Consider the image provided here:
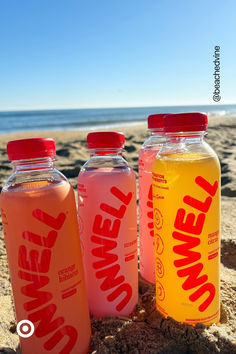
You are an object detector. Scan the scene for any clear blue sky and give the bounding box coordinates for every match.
[0,0,235,110]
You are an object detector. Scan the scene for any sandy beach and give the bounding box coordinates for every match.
[0,115,235,353]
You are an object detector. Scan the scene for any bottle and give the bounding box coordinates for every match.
[139,114,165,283]
[0,138,91,354]
[152,113,220,325]
[78,132,138,317]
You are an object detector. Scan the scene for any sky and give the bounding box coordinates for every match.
[0,0,236,110]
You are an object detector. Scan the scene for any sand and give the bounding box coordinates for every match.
[0,115,235,353]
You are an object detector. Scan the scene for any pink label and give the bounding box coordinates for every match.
[78,168,138,317]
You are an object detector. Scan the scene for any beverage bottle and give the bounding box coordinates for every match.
[139,114,165,283]
[152,113,220,325]
[78,132,138,317]
[0,138,91,354]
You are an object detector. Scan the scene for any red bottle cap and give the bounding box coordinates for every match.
[164,112,208,132]
[87,132,125,149]
[147,114,166,129]
[7,138,56,161]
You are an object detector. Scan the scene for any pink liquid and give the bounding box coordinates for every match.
[139,146,161,283]
[78,167,138,317]
[0,180,91,354]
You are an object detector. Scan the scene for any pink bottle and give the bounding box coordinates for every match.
[0,138,91,354]
[139,114,165,283]
[78,132,138,317]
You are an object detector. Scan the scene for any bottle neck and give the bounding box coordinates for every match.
[165,131,206,144]
[88,148,123,157]
[148,128,164,137]
[11,157,55,172]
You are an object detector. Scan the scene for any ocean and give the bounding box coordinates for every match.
[0,104,235,133]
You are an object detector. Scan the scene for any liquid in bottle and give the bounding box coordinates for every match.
[153,113,220,325]
[139,114,165,283]
[152,113,220,325]
[78,132,138,317]
[0,138,91,354]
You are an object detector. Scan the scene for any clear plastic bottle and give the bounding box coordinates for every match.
[139,114,165,283]
[78,132,138,317]
[152,113,220,325]
[0,138,91,354]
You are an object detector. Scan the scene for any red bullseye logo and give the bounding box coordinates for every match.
[17,320,34,338]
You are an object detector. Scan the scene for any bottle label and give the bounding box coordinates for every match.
[172,176,218,313]
[1,182,90,353]
[78,170,138,317]
[152,156,220,325]
[19,209,78,352]
[91,186,134,312]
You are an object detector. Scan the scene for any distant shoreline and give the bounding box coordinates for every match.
[0,120,146,135]
[0,104,235,134]
[0,113,235,139]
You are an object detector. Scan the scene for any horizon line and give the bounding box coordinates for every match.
[0,102,235,113]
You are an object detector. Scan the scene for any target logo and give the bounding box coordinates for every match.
[17,320,34,338]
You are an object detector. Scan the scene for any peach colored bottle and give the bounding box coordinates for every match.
[152,113,220,325]
[78,132,138,317]
[139,114,165,283]
[0,138,91,354]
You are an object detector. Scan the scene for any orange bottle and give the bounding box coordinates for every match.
[0,138,91,354]
[152,113,220,325]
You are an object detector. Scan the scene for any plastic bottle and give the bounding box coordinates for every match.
[139,114,165,283]
[0,138,91,354]
[78,132,138,317]
[152,113,220,325]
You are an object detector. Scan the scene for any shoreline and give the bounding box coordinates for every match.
[0,113,235,137]
[0,122,147,138]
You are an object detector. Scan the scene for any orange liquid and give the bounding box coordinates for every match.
[0,180,91,354]
[152,153,220,325]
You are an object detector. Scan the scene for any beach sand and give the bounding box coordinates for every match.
[0,115,235,353]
